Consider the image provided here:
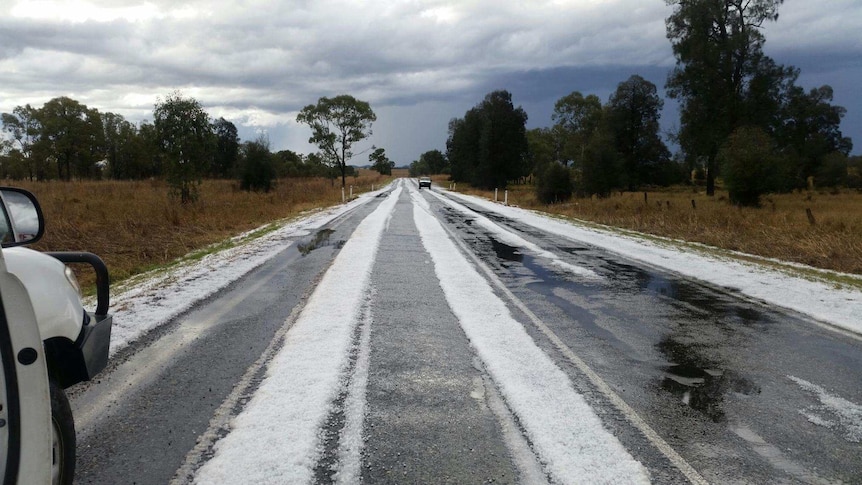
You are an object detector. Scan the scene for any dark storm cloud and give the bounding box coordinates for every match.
[0,0,859,160]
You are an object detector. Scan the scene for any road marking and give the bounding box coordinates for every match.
[426,189,710,485]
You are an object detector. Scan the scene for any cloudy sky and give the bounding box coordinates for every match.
[1,0,860,165]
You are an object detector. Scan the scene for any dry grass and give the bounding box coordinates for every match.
[13,170,392,287]
[441,179,862,276]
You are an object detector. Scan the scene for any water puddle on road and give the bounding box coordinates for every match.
[658,337,760,423]
[491,239,523,262]
[297,228,345,256]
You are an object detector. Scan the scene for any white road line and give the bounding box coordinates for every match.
[424,188,710,485]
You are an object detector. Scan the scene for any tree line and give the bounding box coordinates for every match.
[1,92,383,201]
[436,0,855,206]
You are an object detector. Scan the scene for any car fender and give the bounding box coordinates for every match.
[4,247,83,343]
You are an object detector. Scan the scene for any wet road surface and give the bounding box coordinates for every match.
[69,181,862,484]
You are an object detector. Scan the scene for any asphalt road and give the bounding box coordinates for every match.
[69,181,862,484]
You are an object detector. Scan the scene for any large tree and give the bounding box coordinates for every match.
[36,97,104,181]
[666,0,787,195]
[552,91,603,166]
[446,90,529,189]
[607,75,670,190]
[296,95,376,188]
[776,85,852,187]
[419,149,448,174]
[211,117,240,178]
[153,92,214,203]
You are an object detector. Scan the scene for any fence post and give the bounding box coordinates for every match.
[495,188,498,202]
[341,187,345,203]
[505,190,508,206]
[350,185,353,198]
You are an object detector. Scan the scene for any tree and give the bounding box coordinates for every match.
[718,126,781,206]
[579,120,622,198]
[552,92,603,166]
[102,112,151,180]
[419,149,448,174]
[607,75,670,190]
[446,90,529,189]
[212,117,240,178]
[666,0,788,196]
[526,127,557,181]
[1,105,42,180]
[369,146,393,175]
[153,92,214,203]
[239,135,276,192]
[296,95,376,188]
[776,85,852,187]
[36,97,104,180]
[536,163,573,204]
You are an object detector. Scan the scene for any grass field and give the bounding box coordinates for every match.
[438,178,862,276]
[14,170,392,287]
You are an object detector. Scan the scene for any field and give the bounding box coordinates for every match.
[14,170,392,287]
[439,179,862,276]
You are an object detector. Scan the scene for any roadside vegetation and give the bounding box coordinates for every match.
[17,172,391,288]
[442,180,862,276]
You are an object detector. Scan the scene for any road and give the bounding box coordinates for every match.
[70,179,862,484]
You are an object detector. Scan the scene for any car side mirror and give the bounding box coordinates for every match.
[0,188,45,247]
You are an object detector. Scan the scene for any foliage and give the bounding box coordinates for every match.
[238,136,276,192]
[212,117,240,178]
[536,162,573,204]
[419,149,448,174]
[153,92,214,203]
[776,85,853,187]
[666,0,788,195]
[35,97,104,181]
[579,126,622,198]
[446,90,529,189]
[551,91,603,166]
[296,94,376,188]
[369,146,393,175]
[607,75,670,190]
[718,126,781,206]
[526,127,557,178]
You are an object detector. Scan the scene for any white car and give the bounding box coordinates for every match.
[418,177,432,189]
[0,187,113,485]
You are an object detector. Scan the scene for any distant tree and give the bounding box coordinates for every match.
[419,149,448,174]
[607,75,670,190]
[526,128,556,179]
[369,146,393,175]
[1,105,42,180]
[446,112,482,183]
[102,112,150,180]
[238,135,275,192]
[446,90,529,189]
[296,94,376,188]
[212,117,240,178]
[579,125,622,198]
[718,126,781,206]
[153,92,214,203]
[536,163,573,204]
[274,149,306,177]
[776,85,852,187]
[666,0,789,196]
[36,97,104,180]
[552,91,603,166]
[409,158,429,177]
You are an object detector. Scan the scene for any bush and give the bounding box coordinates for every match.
[718,126,781,207]
[239,137,275,192]
[536,163,573,203]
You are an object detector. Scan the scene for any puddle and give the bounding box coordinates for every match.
[490,239,522,262]
[297,229,343,256]
[657,337,760,423]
